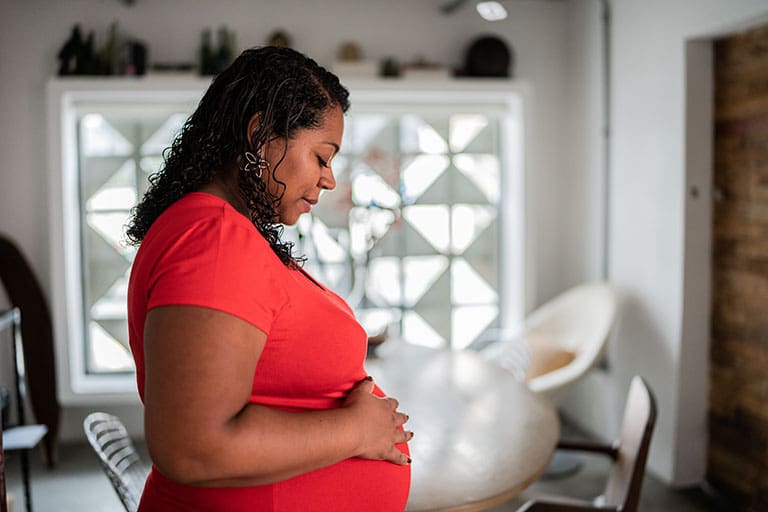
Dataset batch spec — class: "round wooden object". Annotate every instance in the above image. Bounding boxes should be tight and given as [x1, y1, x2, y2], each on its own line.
[366, 343, 560, 512]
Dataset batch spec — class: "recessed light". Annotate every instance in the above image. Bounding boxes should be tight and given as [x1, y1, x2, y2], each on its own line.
[476, 1, 508, 21]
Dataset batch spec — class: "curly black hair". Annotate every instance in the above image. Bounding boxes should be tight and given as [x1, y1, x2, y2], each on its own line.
[125, 46, 350, 267]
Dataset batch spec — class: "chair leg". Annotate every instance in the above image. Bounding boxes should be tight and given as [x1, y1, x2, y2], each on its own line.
[42, 437, 58, 469]
[20, 451, 32, 512]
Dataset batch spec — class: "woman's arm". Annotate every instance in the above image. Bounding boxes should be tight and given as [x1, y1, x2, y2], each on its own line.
[143, 305, 411, 487]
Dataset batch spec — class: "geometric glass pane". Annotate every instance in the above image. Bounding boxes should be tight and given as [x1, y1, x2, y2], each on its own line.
[84, 227, 132, 309]
[316, 263, 348, 294]
[403, 205, 450, 253]
[91, 274, 131, 320]
[349, 206, 397, 254]
[351, 172, 401, 209]
[310, 218, 348, 263]
[451, 258, 498, 305]
[80, 114, 133, 157]
[76, 104, 197, 376]
[402, 311, 446, 349]
[370, 207, 399, 243]
[343, 114, 392, 154]
[449, 114, 489, 152]
[96, 318, 130, 352]
[403, 255, 449, 307]
[87, 212, 132, 256]
[140, 155, 164, 174]
[88, 321, 134, 372]
[453, 154, 500, 204]
[451, 205, 496, 254]
[362, 147, 400, 189]
[401, 155, 449, 204]
[417, 166, 488, 205]
[367, 257, 401, 306]
[356, 307, 401, 338]
[412, 269, 451, 346]
[452, 305, 499, 349]
[400, 115, 448, 154]
[312, 176, 353, 230]
[86, 160, 137, 211]
[463, 220, 498, 286]
[140, 113, 188, 155]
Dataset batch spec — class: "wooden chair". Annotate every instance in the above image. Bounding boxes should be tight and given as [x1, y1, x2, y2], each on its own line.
[0, 234, 60, 467]
[83, 413, 149, 512]
[517, 376, 657, 512]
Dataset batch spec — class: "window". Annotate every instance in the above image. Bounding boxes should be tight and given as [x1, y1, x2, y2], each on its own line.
[295, 112, 504, 349]
[48, 79, 526, 400]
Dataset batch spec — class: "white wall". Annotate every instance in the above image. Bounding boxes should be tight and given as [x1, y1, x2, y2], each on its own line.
[560, 0, 768, 487]
[562, 0, 606, 286]
[0, 0, 588, 441]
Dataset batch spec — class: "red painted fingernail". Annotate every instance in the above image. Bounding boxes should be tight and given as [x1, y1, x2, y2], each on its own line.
[407, 457, 412, 464]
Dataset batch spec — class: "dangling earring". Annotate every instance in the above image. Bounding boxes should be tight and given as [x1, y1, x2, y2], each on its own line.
[242, 151, 269, 178]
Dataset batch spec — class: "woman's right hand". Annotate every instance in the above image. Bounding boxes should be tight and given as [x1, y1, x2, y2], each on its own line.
[342, 377, 413, 465]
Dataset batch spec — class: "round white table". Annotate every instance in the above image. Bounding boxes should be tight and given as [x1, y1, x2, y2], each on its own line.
[366, 342, 560, 512]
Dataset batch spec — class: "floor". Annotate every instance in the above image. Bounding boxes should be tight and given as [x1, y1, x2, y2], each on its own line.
[4, 420, 736, 512]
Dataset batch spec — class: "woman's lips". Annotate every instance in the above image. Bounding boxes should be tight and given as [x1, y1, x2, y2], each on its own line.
[301, 198, 315, 212]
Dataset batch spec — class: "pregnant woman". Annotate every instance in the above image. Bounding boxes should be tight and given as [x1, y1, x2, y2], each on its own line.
[126, 46, 412, 512]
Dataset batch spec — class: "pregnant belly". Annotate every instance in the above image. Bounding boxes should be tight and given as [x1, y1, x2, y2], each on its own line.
[140, 452, 411, 512]
[275, 454, 411, 512]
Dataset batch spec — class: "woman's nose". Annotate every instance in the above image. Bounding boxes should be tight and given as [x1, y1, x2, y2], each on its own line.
[320, 166, 336, 191]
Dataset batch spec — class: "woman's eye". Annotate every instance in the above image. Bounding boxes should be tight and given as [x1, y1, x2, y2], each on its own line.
[317, 156, 329, 168]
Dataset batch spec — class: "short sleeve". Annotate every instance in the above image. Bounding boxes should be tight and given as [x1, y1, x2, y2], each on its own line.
[146, 213, 288, 334]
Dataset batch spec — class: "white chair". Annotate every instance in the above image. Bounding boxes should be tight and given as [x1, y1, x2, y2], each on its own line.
[525, 281, 618, 400]
[477, 281, 619, 478]
[478, 281, 618, 402]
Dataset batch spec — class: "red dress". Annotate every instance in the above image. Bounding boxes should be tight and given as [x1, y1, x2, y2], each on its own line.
[127, 192, 411, 511]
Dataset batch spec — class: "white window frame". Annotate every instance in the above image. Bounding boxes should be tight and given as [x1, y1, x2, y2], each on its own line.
[47, 77, 530, 403]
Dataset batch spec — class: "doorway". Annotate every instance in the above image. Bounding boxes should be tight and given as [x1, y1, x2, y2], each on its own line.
[708, 23, 768, 509]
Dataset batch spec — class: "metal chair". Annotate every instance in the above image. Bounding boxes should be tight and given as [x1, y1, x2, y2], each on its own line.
[83, 412, 149, 512]
[1, 421, 6, 512]
[517, 376, 658, 512]
[1, 308, 48, 512]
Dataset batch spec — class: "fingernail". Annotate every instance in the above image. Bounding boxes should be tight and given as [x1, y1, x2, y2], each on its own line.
[407, 457, 412, 464]
[405, 414, 410, 421]
[363, 376, 373, 381]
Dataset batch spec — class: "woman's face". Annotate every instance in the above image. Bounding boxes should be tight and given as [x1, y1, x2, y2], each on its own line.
[262, 106, 343, 225]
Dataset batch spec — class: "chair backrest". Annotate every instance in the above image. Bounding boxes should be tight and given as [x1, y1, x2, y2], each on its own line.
[83, 412, 149, 512]
[525, 281, 617, 354]
[602, 376, 658, 512]
[526, 281, 618, 397]
[0, 234, 60, 466]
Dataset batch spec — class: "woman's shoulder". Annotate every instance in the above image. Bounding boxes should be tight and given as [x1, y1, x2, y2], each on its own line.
[148, 192, 265, 244]
[163, 192, 254, 228]
[135, 192, 279, 274]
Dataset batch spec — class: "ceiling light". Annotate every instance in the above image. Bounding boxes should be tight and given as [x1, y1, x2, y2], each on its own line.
[476, 1, 508, 21]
